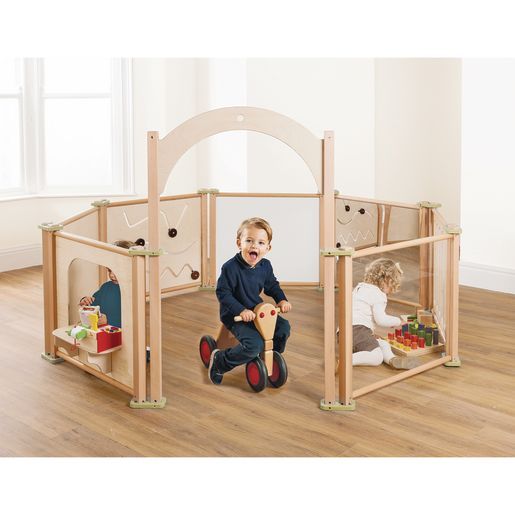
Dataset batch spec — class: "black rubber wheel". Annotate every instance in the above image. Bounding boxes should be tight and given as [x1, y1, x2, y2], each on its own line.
[199, 335, 217, 368]
[245, 357, 267, 392]
[267, 351, 288, 388]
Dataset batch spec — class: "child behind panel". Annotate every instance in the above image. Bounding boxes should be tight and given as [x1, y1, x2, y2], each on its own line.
[78, 239, 144, 328]
[339, 258, 420, 370]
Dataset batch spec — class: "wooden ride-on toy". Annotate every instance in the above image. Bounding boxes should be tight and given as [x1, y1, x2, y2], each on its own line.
[199, 302, 288, 392]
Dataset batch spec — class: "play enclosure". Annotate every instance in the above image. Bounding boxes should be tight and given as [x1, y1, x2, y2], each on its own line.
[40, 107, 461, 411]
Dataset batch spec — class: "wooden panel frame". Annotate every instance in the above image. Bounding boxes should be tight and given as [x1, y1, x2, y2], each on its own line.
[337, 255, 353, 405]
[54, 234, 137, 390]
[42, 230, 58, 357]
[147, 131, 163, 403]
[322, 131, 336, 406]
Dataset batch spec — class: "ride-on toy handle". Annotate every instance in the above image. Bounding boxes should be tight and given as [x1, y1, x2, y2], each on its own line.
[233, 303, 281, 372]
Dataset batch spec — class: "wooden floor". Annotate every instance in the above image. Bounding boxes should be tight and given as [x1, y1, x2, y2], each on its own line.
[1, 265, 514, 457]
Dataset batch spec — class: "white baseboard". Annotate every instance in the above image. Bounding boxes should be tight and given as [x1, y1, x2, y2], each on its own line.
[0, 244, 42, 273]
[460, 261, 515, 295]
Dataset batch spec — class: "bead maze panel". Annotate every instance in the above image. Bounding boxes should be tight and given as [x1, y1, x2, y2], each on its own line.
[106, 196, 202, 290]
[335, 198, 379, 250]
[385, 206, 419, 244]
[159, 196, 201, 288]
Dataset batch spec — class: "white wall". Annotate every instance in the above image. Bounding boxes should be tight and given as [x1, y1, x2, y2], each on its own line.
[132, 58, 198, 195]
[375, 59, 462, 225]
[246, 59, 375, 196]
[196, 59, 247, 191]
[460, 59, 515, 293]
[3, 58, 515, 294]
[0, 58, 199, 272]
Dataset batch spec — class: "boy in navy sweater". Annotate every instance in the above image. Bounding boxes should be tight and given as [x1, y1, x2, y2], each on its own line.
[209, 217, 292, 385]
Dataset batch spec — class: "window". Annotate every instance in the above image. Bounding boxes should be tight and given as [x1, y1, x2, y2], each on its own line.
[0, 58, 132, 198]
[0, 59, 23, 194]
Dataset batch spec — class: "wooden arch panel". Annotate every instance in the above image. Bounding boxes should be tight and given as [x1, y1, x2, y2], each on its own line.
[157, 106, 323, 193]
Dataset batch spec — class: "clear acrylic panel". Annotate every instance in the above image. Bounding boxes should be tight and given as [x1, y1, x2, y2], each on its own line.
[0, 99, 21, 190]
[44, 98, 112, 187]
[350, 238, 448, 354]
[43, 58, 111, 94]
[0, 59, 20, 93]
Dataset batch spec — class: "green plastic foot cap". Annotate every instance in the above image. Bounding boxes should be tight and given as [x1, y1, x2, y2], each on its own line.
[41, 352, 64, 364]
[320, 399, 356, 411]
[129, 397, 167, 409]
[444, 359, 461, 367]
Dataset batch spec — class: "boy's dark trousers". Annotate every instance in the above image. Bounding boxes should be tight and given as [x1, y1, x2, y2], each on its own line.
[216, 316, 290, 373]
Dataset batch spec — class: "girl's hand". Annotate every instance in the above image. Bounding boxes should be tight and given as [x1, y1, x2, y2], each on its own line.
[240, 309, 256, 322]
[79, 296, 94, 306]
[278, 300, 292, 313]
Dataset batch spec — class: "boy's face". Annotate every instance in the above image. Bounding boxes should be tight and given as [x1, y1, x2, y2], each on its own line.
[237, 226, 270, 267]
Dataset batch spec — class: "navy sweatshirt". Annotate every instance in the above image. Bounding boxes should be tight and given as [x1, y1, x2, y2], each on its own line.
[216, 252, 288, 328]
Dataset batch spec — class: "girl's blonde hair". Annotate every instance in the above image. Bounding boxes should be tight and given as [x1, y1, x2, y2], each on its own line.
[237, 217, 273, 242]
[363, 258, 403, 293]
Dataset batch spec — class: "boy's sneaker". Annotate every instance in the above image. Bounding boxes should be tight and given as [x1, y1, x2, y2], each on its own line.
[208, 349, 224, 385]
[388, 356, 421, 370]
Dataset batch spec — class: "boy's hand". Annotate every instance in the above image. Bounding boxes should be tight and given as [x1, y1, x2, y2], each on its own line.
[79, 296, 94, 306]
[278, 300, 292, 313]
[240, 309, 256, 322]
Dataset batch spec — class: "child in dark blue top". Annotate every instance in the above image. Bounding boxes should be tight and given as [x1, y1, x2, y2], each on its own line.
[79, 239, 143, 328]
[209, 217, 292, 385]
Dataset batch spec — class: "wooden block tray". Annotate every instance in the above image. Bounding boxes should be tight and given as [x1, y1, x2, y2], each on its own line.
[389, 342, 445, 357]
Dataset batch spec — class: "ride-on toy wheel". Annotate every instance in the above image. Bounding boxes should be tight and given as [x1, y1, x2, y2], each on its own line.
[245, 357, 267, 392]
[267, 351, 288, 388]
[199, 335, 217, 368]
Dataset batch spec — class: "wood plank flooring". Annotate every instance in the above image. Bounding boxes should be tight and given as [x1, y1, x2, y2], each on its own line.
[0, 266, 514, 456]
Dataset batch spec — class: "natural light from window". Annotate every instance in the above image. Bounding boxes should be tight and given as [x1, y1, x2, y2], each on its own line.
[0, 59, 22, 192]
[0, 58, 132, 198]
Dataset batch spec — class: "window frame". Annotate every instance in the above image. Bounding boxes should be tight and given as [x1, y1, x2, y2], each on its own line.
[0, 58, 134, 200]
[0, 61, 25, 196]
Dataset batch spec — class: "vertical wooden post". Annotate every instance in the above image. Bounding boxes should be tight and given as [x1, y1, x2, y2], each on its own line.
[383, 205, 391, 244]
[131, 255, 146, 403]
[419, 202, 439, 309]
[338, 255, 354, 406]
[322, 131, 336, 406]
[209, 191, 217, 287]
[200, 191, 209, 287]
[446, 227, 461, 363]
[377, 204, 384, 246]
[147, 131, 164, 404]
[319, 195, 324, 288]
[98, 203, 108, 286]
[418, 207, 430, 308]
[41, 227, 59, 358]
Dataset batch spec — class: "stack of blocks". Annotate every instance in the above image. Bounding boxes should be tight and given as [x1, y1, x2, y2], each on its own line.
[72, 306, 123, 354]
[387, 310, 444, 357]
